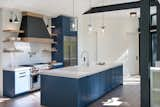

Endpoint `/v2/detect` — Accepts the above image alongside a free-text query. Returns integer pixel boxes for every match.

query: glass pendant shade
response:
[70,17,78,31]
[88,24,93,31]
[14,15,20,23]
[101,26,105,32]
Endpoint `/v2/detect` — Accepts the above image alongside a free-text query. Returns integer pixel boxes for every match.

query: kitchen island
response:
[40,64,123,107]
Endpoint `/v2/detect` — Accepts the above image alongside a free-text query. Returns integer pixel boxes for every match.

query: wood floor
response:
[0,76,140,107]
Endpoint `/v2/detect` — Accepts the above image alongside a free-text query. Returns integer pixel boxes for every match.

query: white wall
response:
[0,8,3,96]
[78,14,139,76]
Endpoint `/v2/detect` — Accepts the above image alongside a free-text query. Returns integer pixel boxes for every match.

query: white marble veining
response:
[40,63,123,79]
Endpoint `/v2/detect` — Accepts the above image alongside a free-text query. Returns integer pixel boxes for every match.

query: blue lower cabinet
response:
[41,65,123,107]
[41,76,79,107]
[3,70,31,97]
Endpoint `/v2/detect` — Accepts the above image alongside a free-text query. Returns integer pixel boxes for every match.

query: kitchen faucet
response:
[81,50,89,67]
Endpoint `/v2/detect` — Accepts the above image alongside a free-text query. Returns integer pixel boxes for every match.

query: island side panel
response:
[111,65,123,89]
[3,71,15,97]
[78,65,123,107]
[41,75,79,107]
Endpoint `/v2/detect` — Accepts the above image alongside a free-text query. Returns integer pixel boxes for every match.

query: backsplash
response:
[2,42,51,67]
[0,8,52,67]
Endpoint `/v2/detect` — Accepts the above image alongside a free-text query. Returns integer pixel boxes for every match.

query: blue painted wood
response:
[41,76,79,107]
[41,65,123,107]
[3,70,32,98]
[51,15,77,63]
[3,71,15,97]
[52,16,64,63]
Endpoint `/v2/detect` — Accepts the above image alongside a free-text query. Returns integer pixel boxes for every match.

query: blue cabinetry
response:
[41,65,123,107]
[3,70,31,97]
[51,16,77,66]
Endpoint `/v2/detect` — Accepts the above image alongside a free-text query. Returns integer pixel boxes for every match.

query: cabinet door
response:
[15,70,31,94]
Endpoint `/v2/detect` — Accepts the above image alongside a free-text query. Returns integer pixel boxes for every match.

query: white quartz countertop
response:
[150,67,160,71]
[40,63,123,79]
[3,66,31,72]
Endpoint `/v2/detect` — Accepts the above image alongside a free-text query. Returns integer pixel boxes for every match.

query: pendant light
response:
[88,0,93,31]
[70,0,78,31]
[101,0,105,32]
[14,14,20,23]
[9,11,13,23]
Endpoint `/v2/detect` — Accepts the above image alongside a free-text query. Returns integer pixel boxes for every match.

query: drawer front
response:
[15,70,30,78]
[15,70,31,95]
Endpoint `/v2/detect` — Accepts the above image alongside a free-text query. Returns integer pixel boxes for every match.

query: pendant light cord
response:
[89,0,92,25]
[73,0,75,18]
[102,0,105,26]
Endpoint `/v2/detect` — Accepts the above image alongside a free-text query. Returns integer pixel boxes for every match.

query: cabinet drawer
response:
[15,70,31,95]
[15,70,30,78]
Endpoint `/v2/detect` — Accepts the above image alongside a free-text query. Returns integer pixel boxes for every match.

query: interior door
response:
[127,32,139,75]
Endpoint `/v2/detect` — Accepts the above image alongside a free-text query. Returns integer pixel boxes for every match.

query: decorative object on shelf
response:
[88,0,93,32]
[70,0,78,31]
[49,60,57,65]
[50,33,58,37]
[3,29,24,33]
[52,41,58,44]
[101,0,105,32]
[46,18,55,28]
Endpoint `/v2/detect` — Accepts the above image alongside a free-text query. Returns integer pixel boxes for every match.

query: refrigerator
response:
[64,36,77,66]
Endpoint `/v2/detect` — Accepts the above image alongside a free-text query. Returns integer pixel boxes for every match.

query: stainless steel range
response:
[21,63,49,91]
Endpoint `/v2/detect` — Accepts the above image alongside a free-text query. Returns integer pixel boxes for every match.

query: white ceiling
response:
[0,0,155,17]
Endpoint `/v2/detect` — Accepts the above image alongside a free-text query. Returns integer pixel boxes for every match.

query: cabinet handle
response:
[19,72,26,75]
[19,75,26,78]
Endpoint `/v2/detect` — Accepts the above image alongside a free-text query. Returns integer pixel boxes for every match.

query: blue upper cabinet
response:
[53,16,77,36]
[51,15,78,64]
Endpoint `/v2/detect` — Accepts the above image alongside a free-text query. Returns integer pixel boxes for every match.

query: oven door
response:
[30,74,40,91]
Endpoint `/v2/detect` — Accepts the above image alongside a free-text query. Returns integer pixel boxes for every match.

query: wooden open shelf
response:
[3,29,24,33]
[3,49,24,53]
[42,48,57,53]
[3,38,22,43]
[21,37,53,44]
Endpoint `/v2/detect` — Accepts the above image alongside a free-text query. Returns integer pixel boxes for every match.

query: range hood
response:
[18,12,52,43]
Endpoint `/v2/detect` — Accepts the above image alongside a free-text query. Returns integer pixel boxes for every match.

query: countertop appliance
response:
[20,63,49,91]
